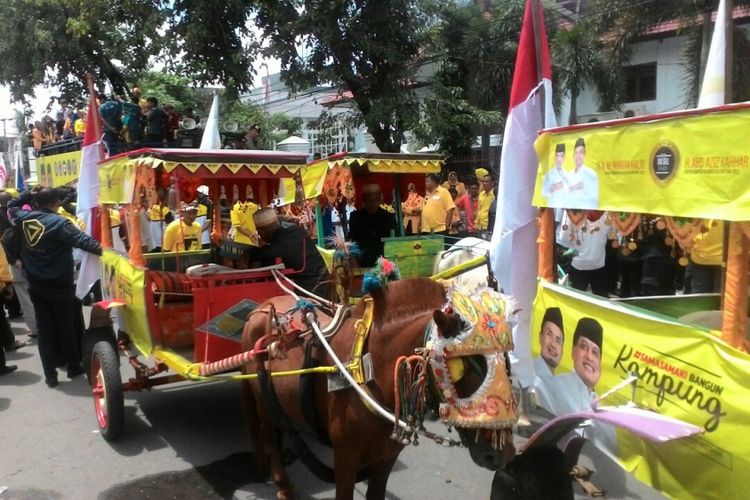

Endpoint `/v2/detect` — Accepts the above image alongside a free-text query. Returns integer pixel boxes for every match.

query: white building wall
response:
[568,35,692,124]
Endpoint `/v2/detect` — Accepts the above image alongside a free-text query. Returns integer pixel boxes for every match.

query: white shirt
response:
[557,211,608,271]
[566,165,599,210]
[541,166,569,208]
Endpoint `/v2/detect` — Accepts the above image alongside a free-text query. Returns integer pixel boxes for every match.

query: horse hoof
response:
[277,491,293,500]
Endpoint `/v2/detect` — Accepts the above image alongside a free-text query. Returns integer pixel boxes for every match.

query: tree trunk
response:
[569,91,578,125]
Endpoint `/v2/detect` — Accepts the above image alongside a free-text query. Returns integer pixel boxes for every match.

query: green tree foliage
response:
[588,0,750,106]
[254,0,435,152]
[553,22,623,124]
[167,0,258,98]
[0,0,166,101]
[137,72,199,111]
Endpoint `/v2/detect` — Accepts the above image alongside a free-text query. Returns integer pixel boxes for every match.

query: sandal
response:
[6,339,26,351]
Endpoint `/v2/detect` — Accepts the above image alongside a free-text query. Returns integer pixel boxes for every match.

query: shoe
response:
[5,339,26,351]
[0,365,17,375]
[45,377,59,388]
[67,363,85,379]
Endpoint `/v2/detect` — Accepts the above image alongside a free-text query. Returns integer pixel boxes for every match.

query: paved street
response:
[0,317,664,500]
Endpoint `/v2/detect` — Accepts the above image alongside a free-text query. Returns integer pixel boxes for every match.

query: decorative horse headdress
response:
[426,285,518,435]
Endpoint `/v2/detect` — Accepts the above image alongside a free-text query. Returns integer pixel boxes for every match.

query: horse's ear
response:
[433,310,449,332]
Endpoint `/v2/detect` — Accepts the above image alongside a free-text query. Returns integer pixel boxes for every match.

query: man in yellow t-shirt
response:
[230,198,260,247]
[475,174,496,233]
[686,220,724,293]
[162,202,202,252]
[421,173,455,235]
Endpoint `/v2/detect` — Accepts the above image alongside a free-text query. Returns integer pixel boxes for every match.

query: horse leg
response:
[240,380,270,478]
[333,447,363,500]
[364,456,398,500]
[260,416,295,499]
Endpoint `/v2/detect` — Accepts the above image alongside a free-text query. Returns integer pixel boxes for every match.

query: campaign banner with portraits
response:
[532,104,750,219]
[532,280,748,499]
[36,150,82,187]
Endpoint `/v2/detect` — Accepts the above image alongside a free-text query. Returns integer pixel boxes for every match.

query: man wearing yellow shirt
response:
[686,220,723,293]
[420,173,455,235]
[230,199,260,247]
[475,174,495,234]
[162,202,202,252]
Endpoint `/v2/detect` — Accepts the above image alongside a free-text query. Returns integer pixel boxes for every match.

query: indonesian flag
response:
[698,0,726,107]
[75,90,104,299]
[489,0,555,388]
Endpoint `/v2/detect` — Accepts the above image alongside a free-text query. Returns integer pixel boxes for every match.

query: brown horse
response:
[241,277,516,499]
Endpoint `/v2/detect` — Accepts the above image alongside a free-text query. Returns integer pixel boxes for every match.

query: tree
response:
[0,0,167,101]
[552,22,623,124]
[254,0,436,152]
[587,0,750,107]
[166,0,259,99]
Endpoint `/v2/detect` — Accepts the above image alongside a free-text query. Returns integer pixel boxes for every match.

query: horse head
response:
[428,286,518,471]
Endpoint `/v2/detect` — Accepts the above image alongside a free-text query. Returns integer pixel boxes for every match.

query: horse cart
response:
[84,147,323,440]
[531,103,750,498]
[313,152,449,278]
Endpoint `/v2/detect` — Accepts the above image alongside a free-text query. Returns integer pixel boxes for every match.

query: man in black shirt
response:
[250,208,330,295]
[348,184,398,268]
[144,96,167,146]
[9,187,102,387]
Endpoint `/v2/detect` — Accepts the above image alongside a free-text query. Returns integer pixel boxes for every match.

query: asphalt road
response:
[0,316,666,500]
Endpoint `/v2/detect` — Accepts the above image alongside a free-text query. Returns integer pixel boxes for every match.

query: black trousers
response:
[0,297,13,366]
[29,284,80,379]
[568,266,609,297]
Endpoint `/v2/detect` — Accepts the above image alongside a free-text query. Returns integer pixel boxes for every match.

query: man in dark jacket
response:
[250,208,330,295]
[348,184,398,268]
[9,187,102,387]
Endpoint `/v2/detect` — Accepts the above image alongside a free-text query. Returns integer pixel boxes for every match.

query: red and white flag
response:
[489,0,555,388]
[75,88,104,299]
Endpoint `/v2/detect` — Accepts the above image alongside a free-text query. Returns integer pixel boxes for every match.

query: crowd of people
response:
[32,90,265,158]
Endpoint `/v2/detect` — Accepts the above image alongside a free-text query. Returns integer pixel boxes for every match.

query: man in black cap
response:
[536,307,564,375]
[348,184,398,268]
[569,317,602,392]
[251,208,330,295]
[567,137,599,210]
[541,143,569,207]
[533,307,565,413]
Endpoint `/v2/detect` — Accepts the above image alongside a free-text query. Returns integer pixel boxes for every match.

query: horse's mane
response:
[369,277,446,330]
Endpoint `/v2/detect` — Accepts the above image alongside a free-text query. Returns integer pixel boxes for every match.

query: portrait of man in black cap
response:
[535,307,565,377]
[566,137,599,210]
[570,317,603,392]
[533,306,565,414]
[541,143,569,207]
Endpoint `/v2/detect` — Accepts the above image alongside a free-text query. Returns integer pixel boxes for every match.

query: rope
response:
[272,269,334,307]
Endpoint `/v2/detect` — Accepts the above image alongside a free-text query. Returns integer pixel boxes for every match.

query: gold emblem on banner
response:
[650,140,680,186]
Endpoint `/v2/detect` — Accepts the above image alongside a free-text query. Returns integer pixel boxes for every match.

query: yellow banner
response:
[532,280,748,499]
[533,105,750,219]
[36,150,82,187]
[101,250,152,355]
[277,160,328,205]
[99,159,136,204]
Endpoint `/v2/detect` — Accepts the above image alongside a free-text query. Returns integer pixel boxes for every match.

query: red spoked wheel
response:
[91,341,124,441]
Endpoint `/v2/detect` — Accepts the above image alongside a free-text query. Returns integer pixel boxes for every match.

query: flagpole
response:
[530,0,545,116]
[530,0,556,282]
[86,74,102,140]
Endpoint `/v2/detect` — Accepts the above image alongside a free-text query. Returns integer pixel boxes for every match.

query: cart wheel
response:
[83,326,117,386]
[91,341,124,441]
